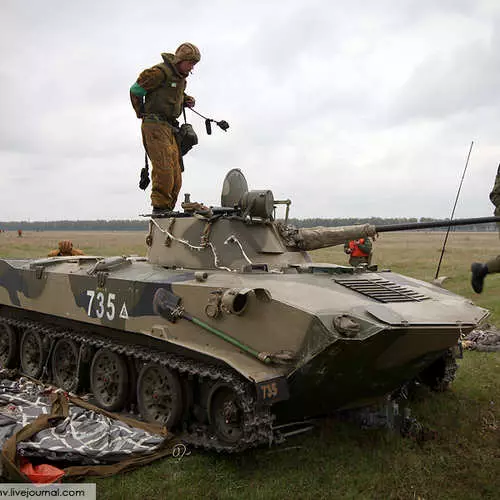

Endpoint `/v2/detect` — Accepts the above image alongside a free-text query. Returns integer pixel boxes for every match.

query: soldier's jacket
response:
[344,238,372,256]
[131,53,194,121]
[490,164,500,216]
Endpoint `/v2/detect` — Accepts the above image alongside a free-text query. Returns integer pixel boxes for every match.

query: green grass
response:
[0,231,147,259]
[1,230,499,498]
[94,352,499,500]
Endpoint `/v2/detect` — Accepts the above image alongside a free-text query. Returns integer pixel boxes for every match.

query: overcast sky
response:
[1,0,500,221]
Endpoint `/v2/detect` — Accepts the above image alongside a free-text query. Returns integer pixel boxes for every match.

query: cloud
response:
[388,34,500,123]
[1,0,499,221]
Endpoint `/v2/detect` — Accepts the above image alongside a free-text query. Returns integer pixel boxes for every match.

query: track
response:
[0,314,278,453]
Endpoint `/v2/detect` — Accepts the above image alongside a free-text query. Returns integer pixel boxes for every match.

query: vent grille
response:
[334,276,429,303]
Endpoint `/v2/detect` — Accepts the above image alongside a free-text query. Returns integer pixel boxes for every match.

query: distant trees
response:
[0,220,149,231]
[0,217,496,232]
[284,217,498,232]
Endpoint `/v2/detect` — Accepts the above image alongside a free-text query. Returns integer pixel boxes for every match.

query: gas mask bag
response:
[178,123,198,156]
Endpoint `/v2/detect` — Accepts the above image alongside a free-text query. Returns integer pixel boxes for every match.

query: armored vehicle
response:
[0,170,495,451]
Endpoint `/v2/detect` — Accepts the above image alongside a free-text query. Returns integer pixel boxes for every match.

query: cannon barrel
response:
[375,216,500,233]
[277,216,500,251]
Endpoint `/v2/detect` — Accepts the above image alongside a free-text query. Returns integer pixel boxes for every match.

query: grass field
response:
[0,229,499,499]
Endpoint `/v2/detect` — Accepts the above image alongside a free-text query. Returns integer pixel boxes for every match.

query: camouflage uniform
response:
[471,165,500,293]
[344,238,373,267]
[130,43,200,211]
[487,166,500,272]
[47,240,85,257]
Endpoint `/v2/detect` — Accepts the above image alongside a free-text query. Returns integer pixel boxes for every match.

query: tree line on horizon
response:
[0,218,497,232]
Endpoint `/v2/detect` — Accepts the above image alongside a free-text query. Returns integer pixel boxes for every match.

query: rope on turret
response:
[207,243,233,272]
[150,218,205,251]
[224,235,253,265]
[150,218,235,272]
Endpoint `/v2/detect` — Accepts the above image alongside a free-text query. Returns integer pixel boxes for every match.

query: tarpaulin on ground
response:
[0,373,177,482]
[462,324,500,351]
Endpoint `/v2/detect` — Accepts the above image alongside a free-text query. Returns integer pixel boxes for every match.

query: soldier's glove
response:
[205,119,229,135]
[139,166,150,190]
[217,120,229,131]
[139,151,151,190]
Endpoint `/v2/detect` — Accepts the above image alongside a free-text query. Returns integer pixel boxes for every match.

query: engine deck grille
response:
[333,275,429,303]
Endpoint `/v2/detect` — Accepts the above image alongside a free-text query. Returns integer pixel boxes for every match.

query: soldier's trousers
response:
[486,228,500,273]
[141,121,182,210]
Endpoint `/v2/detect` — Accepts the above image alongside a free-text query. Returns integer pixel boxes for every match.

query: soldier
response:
[47,240,85,257]
[471,164,500,293]
[130,43,201,215]
[344,237,373,267]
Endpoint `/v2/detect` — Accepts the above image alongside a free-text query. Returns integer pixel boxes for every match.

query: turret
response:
[145,169,500,271]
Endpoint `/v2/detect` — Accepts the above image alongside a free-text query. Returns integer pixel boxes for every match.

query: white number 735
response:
[86,290,116,320]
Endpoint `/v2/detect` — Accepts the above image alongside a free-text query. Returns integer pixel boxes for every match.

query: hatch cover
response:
[333,275,429,303]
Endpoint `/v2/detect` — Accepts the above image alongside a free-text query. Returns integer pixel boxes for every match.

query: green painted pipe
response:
[184,313,271,364]
[153,287,271,364]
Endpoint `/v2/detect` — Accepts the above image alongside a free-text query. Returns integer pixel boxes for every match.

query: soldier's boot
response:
[470,262,489,294]
[152,206,173,216]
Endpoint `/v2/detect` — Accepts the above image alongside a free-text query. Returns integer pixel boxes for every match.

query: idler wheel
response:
[0,323,18,368]
[90,348,129,412]
[20,329,46,378]
[208,384,245,444]
[51,339,79,392]
[137,363,183,428]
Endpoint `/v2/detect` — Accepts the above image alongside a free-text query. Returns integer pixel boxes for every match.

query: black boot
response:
[470,262,488,293]
[152,206,171,216]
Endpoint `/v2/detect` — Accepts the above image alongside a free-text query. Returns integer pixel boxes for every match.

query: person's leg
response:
[471,255,500,293]
[486,255,500,274]
[142,122,177,210]
[170,148,183,209]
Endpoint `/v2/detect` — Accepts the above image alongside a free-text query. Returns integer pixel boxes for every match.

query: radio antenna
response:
[434,141,474,279]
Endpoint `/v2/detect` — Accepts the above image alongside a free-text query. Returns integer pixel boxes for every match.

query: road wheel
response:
[20,329,46,378]
[90,348,129,411]
[137,363,183,428]
[209,384,245,445]
[0,323,18,368]
[51,339,80,392]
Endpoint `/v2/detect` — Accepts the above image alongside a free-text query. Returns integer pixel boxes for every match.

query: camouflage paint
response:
[0,260,47,306]
[0,212,490,414]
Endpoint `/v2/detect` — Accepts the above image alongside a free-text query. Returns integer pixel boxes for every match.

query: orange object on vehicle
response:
[348,239,369,257]
[20,459,65,484]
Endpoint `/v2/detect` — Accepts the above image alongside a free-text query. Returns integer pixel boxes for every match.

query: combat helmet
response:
[174,42,201,63]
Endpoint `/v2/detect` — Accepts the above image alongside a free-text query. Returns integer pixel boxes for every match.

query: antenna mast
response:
[434,141,474,279]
